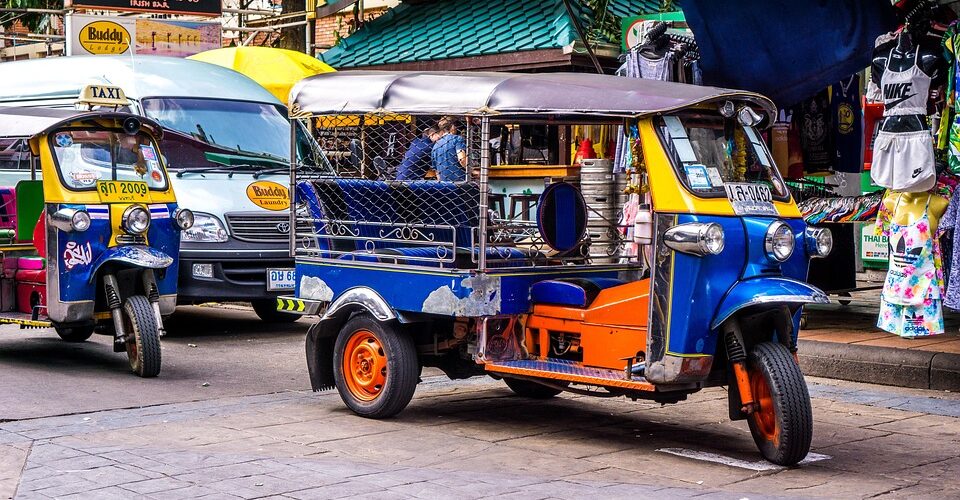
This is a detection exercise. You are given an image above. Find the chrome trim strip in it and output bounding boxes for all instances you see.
[321,287,395,322]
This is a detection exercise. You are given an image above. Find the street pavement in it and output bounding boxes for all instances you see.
[1,306,959,499]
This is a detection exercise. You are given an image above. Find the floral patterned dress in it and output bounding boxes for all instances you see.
[876,196,944,337]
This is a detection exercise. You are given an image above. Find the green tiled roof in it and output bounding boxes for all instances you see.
[320,0,663,69]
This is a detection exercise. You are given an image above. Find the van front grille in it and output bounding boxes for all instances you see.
[225,212,292,243]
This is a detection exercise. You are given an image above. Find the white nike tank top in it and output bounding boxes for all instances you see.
[880,46,930,117]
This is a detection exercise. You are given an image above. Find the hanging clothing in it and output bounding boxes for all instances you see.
[879,46,931,116]
[832,75,864,173]
[876,194,944,337]
[638,52,672,81]
[870,130,936,191]
[938,188,960,310]
[797,89,834,175]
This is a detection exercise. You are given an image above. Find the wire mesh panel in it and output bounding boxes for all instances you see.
[292,113,640,271]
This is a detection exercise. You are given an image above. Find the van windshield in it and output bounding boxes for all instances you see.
[49,129,169,191]
[142,98,290,163]
[657,111,789,201]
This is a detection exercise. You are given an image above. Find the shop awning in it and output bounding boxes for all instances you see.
[290,71,776,118]
[679,0,896,107]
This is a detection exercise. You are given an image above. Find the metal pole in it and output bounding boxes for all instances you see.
[478,116,490,271]
[289,119,298,259]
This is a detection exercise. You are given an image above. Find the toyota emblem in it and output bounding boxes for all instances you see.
[276,222,291,234]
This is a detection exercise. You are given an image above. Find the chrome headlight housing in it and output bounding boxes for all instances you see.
[122,205,150,235]
[765,220,795,262]
[174,208,195,230]
[664,222,725,256]
[805,227,833,258]
[181,212,228,243]
[49,208,91,233]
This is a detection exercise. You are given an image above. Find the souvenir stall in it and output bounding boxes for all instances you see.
[772,0,960,338]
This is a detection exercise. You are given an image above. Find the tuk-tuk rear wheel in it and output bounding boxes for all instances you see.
[746,342,812,466]
[333,315,418,419]
[123,295,162,378]
[54,325,95,343]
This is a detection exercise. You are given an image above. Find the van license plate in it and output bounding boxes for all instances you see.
[267,268,295,291]
[724,183,777,216]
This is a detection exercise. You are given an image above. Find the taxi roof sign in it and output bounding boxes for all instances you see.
[77,85,130,108]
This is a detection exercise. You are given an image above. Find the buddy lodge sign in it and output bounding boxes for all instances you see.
[67,14,221,57]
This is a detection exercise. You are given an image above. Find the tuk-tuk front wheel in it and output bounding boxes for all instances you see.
[252,300,301,323]
[333,315,418,419]
[54,324,95,342]
[123,295,162,378]
[746,342,813,466]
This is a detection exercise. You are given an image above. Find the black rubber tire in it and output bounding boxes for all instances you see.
[504,377,567,399]
[746,342,813,466]
[252,300,301,323]
[333,315,418,419]
[124,295,162,378]
[838,292,852,306]
[54,325,95,343]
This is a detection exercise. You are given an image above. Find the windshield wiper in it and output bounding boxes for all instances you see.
[252,167,288,179]
[176,164,258,178]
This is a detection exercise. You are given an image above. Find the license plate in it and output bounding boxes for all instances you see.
[724,182,778,216]
[96,181,151,203]
[267,268,296,291]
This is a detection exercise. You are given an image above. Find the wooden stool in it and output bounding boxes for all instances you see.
[509,193,539,221]
[488,193,506,220]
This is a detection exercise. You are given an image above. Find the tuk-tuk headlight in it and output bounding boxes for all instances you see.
[805,227,833,258]
[174,208,195,230]
[122,205,150,235]
[49,208,91,233]
[664,222,725,257]
[765,221,795,262]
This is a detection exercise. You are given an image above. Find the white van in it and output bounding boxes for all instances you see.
[0,55,320,322]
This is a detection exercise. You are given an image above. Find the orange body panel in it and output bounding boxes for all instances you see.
[526,279,651,371]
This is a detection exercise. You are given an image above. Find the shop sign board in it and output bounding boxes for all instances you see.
[861,225,888,263]
[67,14,222,57]
[69,0,221,17]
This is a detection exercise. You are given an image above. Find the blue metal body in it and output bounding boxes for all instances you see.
[57,203,179,302]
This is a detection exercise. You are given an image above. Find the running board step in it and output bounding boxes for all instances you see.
[485,359,655,391]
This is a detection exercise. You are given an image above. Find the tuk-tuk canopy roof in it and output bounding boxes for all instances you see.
[0,107,163,140]
[289,71,776,119]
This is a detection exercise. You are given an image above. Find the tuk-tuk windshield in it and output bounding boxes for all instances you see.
[49,130,169,191]
[657,111,789,201]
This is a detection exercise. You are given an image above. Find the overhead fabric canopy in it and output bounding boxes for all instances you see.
[679,0,896,107]
[0,107,163,140]
[290,71,776,118]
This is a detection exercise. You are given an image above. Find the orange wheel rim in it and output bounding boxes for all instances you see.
[342,329,387,402]
[749,368,779,446]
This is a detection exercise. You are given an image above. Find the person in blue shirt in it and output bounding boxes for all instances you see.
[396,127,439,180]
[432,116,468,182]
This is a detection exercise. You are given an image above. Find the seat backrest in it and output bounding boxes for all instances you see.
[15,180,43,244]
[0,186,17,230]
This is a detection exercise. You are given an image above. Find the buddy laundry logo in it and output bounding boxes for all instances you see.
[246,181,290,211]
[78,21,131,55]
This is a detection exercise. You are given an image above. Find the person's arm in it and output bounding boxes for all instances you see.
[456,136,467,168]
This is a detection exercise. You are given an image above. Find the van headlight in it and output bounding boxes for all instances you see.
[664,222,725,256]
[122,205,150,235]
[805,227,833,258]
[182,212,228,243]
[765,220,795,262]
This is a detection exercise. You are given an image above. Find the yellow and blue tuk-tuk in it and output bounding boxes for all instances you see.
[0,101,193,377]
[281,72,832,465]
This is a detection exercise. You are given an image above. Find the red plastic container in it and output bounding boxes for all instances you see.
[15,268,45,315]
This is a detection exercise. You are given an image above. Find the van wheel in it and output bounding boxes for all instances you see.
[333,315,418,418]
[124,295,162,378]
[54,325,95,342]
[252,300,301,323]
[504,377,568,398]
[747,342,812,466]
